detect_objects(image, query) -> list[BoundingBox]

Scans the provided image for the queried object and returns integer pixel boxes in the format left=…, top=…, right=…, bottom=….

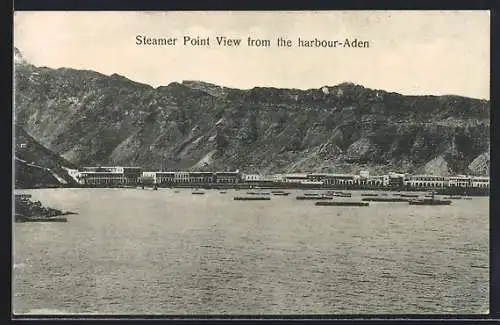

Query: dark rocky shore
left=14, top=194, right=76, bottom=223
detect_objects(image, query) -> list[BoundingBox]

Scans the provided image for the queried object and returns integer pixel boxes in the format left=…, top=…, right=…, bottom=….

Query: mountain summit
left=13, top=61, right=490, bottom=176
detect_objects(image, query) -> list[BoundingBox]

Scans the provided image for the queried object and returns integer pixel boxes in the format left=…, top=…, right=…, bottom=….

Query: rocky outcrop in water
left=14, top=194, right=75, bottom=222
left=13, top=48, right=490, bottom=175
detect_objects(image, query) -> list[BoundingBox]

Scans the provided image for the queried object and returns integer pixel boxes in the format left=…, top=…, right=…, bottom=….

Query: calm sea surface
left=13, top=188, right=489, bottom=315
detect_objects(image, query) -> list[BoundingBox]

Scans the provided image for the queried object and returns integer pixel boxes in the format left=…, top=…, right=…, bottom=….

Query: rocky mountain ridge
left=14, top=125, right=78, bottom=188
left=13, top=48, right=490, bottom=176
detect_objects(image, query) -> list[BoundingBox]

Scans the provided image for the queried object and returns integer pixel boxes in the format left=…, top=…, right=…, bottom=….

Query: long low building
left=406, top=174, right=490, bottom=189
left=77, top=166, right=142, bottom=185
left=306, top=173, right=357, bottom=185
left=77, top=167, right=489, bottom=190
left=299, top=172, right=489, bottom=189
left=215, top=172, right=241, bottom=183
left=407, top=175, right=447, bottom=188
left=471, top=176, right=489, bottom=188
left=141, top=171, right=241, bottom=185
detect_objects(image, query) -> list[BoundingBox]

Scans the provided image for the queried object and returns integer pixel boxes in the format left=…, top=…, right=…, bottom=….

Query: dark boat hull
left=362, top=197, right=409, bottom=202
left=315, top=201, right=369, bottom=207
left=234, top=197, right=271, bottom=201
left=296, top=196, right=333, bottom=200
left=409, top=199, right=452, bottom=206
left=326, top=192, right=352, bottom=197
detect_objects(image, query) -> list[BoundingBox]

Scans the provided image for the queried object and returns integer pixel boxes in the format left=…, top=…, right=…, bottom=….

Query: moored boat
left=361, top=197, right=409, bottom=202
left=408, top=198, right=452, bottom=206
left=296, top=195, right=333, bottom=200
left=234, top=196, right=271, bottom=201
left=361, top=193, right=379, bottom=197
left=333, top=193, right=352, bottom=197
left=272, top=192, right=290, bottom=196
left=325, top=191, right=352, bottom=197
left=399, top=193, right=419, bottom=198
left=315, top=201, right=369, bottom=207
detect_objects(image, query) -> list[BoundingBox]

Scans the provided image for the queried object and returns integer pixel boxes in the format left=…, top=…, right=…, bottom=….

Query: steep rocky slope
left=13, top=48, right=490, bottom=175
left=14, top=126, right=78, bottom=188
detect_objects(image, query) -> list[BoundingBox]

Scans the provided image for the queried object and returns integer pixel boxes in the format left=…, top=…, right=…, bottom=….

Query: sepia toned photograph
left=13, top=11, right=490, bottom=315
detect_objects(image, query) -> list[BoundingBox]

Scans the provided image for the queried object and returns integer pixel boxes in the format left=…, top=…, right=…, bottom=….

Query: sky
left=13, top=11, right=490, bottom=99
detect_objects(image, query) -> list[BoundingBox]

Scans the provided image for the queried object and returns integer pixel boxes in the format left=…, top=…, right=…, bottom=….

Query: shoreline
left=14, top=194, right=77, bottom=223
left=15, top=183, right=490, bottom=197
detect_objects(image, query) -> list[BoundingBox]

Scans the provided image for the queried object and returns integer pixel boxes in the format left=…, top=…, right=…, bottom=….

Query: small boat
left=219, top=191, right=227, bottom=194
left=271, top=190, right=286, bottom=194
left=333, top=193, right=352, bottom=198
left=361, top=193, right=379, bottom=197
left=303, top=193, right=322, bottom=196
left=325, top=191, right=352, bottom=197
left=409, top=199, right=452, bottom=206
left=361, top=197, right=409, bottom=202
left=296, top=195, right=333, bottom=200
left=315, top=201, right=369, bottom=207
left=234, top=196, right=271, bottom=201
left=443, top=196, right=462, bottom=200
left=246, top=191, right=270, bottom=195
left=192, top=191, right=205, bottom=195
left=399, top=193, right=419, bottom=198
left=409, top=192, right=451, bottom=205
left=272, top=192, right=290, bottom=196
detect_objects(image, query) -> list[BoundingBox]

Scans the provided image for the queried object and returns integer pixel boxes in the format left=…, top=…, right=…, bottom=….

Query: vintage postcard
left=13, top=11, right=490, bottom=316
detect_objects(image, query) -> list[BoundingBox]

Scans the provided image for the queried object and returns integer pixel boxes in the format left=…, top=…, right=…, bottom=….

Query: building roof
left=283, top=173, right=309, bottom=178
left=308, top=173, right=354, bottom=177
left=80, top=171, right=123, bottom=175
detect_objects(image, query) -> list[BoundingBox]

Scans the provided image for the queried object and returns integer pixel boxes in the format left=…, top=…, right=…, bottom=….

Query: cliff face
left=13, top=48, right=490, bottom=175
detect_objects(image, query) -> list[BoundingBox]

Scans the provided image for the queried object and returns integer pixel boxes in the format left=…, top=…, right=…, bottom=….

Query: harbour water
left=13, top=188, right=489, bottom=315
